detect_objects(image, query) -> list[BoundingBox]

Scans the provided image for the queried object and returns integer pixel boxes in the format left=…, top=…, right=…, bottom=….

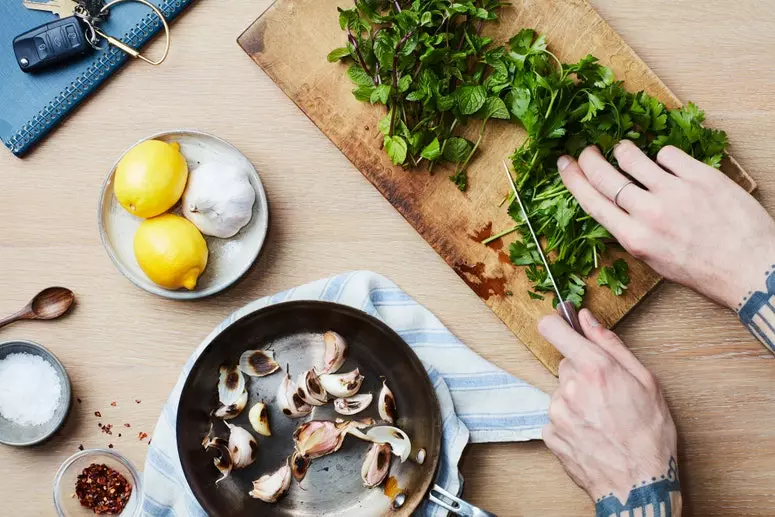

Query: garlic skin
left=293, top=420, right=346, bottom=459
left=249, top=460, right=292, bottom=503
left=378, top=380, right=397, bottom=424
left=290, top=450, right=311, bottom=482
left=322, top=331, right=347, bottom=373
left=334, top=393, right=373, bottom=415
left=366, top=426, right=412, bottom=463
left=182, top=161, right=256, bottom=239
left=226, top=422, right=258, bottom=469
left=296, top=369, right=328, bottom=406
left=248, top=401, right=271, bottom=437
left=204, top=436, right=233, bottom=484
left=239, top=350, right=280, bottom=377
left=214, top=389, right=248, bottom=420
left=276, top=371, right=312, bottom=419
left=361, top=443, right=392, bottom=488
left=215, top=365, right=248, bottom=419
left=319, top=369, right=364, bottom=398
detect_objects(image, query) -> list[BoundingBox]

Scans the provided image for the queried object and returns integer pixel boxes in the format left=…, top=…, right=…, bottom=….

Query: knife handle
left=557, top=301, right=583, bottom=334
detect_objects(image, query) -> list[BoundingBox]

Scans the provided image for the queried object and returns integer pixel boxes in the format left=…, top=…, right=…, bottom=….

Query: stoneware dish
left=0, top=340, right=71, bottom=446
left=98, top=130, right=270, bottom=300
left=177, top=301, right=442, bottom=516
left=53, top=448, right=142, bottom=516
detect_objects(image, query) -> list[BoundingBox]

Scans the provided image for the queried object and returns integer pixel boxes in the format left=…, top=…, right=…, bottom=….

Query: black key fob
left=13, top=17, right=92, bottom=73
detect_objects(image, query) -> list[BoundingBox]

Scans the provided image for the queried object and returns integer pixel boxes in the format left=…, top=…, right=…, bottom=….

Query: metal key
left=22, top=0, right=80, bottom=18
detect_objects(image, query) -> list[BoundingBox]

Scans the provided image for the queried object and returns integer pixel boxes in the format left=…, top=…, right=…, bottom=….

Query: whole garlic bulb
left=182, top=162, right=256, bottom=238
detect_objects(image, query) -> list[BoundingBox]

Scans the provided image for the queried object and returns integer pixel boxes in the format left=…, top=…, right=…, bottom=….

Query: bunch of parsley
left=331, top=8, right=729, bottom=306
left=490, top=29, right=728, bottom=306
left=329, top=0, right=508, bottom=190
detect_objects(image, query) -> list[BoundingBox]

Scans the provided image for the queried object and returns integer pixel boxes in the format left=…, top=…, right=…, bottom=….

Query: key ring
left=83, top=0, right=171, bottom=66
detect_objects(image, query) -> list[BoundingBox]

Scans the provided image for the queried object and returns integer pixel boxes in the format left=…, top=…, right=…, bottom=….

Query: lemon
left=115, top=140, right=188, bottom=218
left=134, top=214, right=208, bottom=290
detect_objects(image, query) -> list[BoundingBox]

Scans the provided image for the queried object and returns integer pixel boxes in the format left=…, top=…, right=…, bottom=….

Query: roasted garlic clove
left=214, top=389, right=248, bottom=420
left=218, top=365, right=245, bottom=405
left=296, top=369, right=328, bottom=406
left=293, top=420, right=347, bottom=459
left=377, top=380, right=397, bottom=424
left=334, top=393, right=373, bottom=415
left=249, top=460, right=292, bottom=503
left=239, top=349, right=280, bottom=377
left=226, top=422, right=258, bottom=469
left=322, top=331, right=347, bottom=373
left=205, top=436, right=233, bottom=484
left=276, top=370, right=312, bottom=419
left=319, top=368, right=364, bottom=398
left=367, top=426, right=412, bottom=463
left=290, top=450, right=311, bottom=483
left=248, top=401, right=271, bottom=437
left=361, top=442, right=392, bottom=488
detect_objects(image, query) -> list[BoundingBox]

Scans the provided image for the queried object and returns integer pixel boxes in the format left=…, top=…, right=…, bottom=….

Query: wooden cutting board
left=237, top=0, right=756, bottom=375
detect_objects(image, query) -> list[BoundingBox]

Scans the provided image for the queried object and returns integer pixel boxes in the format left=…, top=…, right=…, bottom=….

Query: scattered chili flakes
left=99, top=423, right=113, bottom=435
left=123, top=423, right=131, bottom=428
left=108, top=444, right=113, bottom=449
left=118, top=434, right=122, bottom=438
left=94, top=411, right=102, bottom=418
left=135, top=400, right=141, bottom=404
left=78, top=444, right=84, bottom=451
left=75, top=463, right=132, bottom=515
left=138, top=432, right=148, bottom=441
left=110, top=401, right=117, bottom=407
left=77, top=398, right=82, bottom=404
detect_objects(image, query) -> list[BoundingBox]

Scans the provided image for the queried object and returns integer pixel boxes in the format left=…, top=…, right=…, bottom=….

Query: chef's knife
left=502, top=161, right=583, bottom=334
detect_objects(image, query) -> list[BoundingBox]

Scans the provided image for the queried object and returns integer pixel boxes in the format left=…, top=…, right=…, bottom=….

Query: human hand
left=539, top=309, right=682, bottom=514
left=557, top=142, right=775, bottom=310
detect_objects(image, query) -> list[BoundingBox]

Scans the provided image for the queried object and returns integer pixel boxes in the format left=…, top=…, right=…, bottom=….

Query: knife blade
left=502, top=161, right=582, bottom=334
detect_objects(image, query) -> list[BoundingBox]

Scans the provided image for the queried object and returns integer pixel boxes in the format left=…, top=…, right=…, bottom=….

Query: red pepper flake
left=77, top=398, right=82, bottom=404
left=118, top=434, right=122, bottom=438
left=99, top=424, right=113, bottom=435
left=75, top=463, right=132, bottom=515
left=108, top=444, right=113, bottom=449
left=110, top=401, right=117, bottom=407
left=78, top=444, right=84, bottom=451
left=123, top=423, right=131, bottom=428
left=94, top=411, right=102, bottom=418
left=135, top=400, right=141, bottom=404
left=138, top=432, right=148, bottom=441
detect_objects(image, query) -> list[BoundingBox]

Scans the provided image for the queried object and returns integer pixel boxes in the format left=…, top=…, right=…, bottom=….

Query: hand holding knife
left=502, top=161, right=583, bottom=334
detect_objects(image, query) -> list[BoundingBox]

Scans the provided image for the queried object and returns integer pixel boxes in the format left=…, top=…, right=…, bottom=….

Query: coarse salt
left=0, top=353, right=62, bottom=426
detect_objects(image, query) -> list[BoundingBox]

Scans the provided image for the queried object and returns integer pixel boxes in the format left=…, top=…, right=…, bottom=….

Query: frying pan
left=176, top=301, right=495, bottom=516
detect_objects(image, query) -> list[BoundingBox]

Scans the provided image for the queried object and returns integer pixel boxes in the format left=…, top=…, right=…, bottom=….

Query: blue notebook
left=0, top=0, right=193, bottom=157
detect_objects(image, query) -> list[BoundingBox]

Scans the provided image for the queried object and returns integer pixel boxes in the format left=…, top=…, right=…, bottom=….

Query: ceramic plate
left=98, top=130, right=269, bottom=300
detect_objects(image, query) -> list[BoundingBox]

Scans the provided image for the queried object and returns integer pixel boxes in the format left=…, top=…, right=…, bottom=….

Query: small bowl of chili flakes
left=53, top=448, right=141, bottom=516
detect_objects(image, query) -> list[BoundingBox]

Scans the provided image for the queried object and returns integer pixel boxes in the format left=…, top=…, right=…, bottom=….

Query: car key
left=22, top=0, right=80, bottom=19
left=13, top=16, right=91, bottom=72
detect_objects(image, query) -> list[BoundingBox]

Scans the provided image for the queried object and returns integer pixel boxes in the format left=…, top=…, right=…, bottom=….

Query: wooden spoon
left=0, top=287, right=75, bottom=329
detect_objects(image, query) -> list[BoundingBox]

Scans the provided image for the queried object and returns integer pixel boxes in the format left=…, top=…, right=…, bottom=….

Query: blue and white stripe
left=142, top=271, right=550, bottom=516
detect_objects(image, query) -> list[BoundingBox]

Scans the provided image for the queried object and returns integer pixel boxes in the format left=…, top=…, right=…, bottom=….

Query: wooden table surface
left=1, top=1, right=773, bottom=515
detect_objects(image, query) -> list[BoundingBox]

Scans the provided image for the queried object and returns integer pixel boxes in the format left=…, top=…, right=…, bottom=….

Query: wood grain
left=237, top=0, right=755, bottom=375
left=0, top=1, right=774, bottom=515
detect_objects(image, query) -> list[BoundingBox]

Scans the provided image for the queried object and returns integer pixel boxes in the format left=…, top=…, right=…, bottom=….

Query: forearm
left=595, top=456, right=682, bottom=517
left=738, top=266, right=775, bottom=354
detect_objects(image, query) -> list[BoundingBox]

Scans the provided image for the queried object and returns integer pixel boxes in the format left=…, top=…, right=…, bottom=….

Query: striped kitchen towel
left=142, top=271, right=550, bottom=516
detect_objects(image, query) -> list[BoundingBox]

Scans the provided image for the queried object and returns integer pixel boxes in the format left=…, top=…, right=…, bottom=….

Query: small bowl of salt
left=0, top=340, right=71, bottom=446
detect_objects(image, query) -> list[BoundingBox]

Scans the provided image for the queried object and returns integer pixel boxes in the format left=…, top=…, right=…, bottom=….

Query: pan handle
left=428, top=484, right=498, bottom=517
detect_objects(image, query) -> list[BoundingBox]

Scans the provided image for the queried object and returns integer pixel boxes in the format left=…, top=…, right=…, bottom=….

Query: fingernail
left=557, top=155, right=571, bottom=171
left=583, top=309, right=601, bottom=327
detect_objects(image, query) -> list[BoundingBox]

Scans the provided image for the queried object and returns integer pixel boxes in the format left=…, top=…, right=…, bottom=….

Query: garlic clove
left=276, top=370, right=312, bottom=419
left=322, top=331, right=347, bottom=373
left=214, top=389, right=248, bottom=420
left=218, top=365, right=245, bottom=406
left=296, top=369, right=328, bottom=406
left=226, top=422, right=258, bottom=469
left=361, top=442, right=392, bottom=488
left=239, top=350, right=280, bottom=377
left=378, top=380, right=397, bottom=424
left=334, top=393, right=373, bottom=415
left=248, top=401, right=271, bottom=437
left=290, top=450, right=311, bottom=483
left=205, top=437, right=233, bottom=484
left=293, top=420, right=348, bottom=460
left=366, top=426, right=412, bottom=463
left=249, top=459, right=292, bottom=503
left=319, top=368, right=364, bottom=398
left=202, top=421, right=215, bottom=449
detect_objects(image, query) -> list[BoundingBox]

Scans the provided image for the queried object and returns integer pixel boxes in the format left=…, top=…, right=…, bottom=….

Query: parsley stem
left=456, top=118, right=488, bottom=178
left=482, top=224, right=520, bottom=245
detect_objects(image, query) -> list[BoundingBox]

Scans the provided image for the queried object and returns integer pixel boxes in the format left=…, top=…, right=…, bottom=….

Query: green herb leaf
left=456, top=85, right=487, bottom=115
left=384, top=135, right=408, bottom=165
left=347, top=65, right=373, bottom=87
left=597, top=259, right=630, bottom=296
left=443, top=137, right=474, bottom=163
left=421, top=138, right=442, bottom=160
left=370, top=84, right=391, bottom=104
left=327, top=47, right=351, bottom=62
left=483, top=97, right=510, bottom=120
